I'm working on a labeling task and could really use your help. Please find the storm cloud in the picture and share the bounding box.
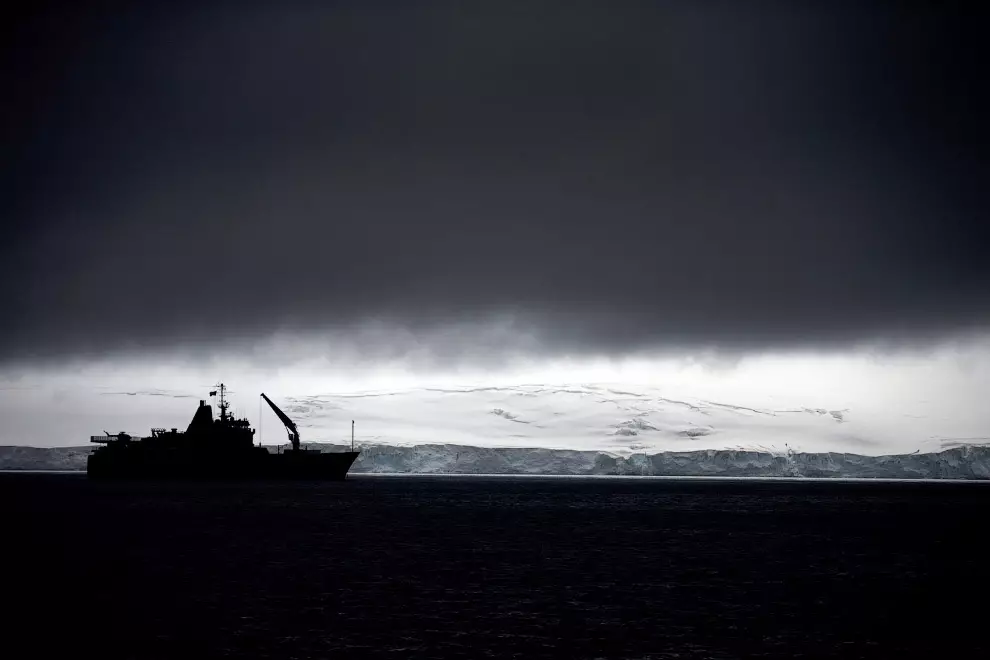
[3,1,987,365]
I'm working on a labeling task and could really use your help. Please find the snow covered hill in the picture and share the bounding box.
[267,383,985,457]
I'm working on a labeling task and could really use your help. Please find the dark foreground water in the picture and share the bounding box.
[4,474,988,659]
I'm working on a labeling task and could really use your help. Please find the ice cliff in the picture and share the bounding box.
[5,443,988,479]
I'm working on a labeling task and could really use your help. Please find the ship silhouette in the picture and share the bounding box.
[87,383,359,480]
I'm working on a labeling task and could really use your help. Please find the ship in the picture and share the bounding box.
[87,383,360,480]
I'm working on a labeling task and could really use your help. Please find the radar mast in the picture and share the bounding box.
[214,382,229,422]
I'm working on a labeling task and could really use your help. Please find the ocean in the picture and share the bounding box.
[4,473,988,658]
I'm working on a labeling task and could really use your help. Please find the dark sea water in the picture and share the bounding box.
[4,473,988,659]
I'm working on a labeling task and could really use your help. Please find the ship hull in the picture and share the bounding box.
[87,449,360,481]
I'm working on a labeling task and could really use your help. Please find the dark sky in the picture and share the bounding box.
[3,1,987,365]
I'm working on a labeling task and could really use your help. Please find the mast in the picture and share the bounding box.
[215,382,229,422]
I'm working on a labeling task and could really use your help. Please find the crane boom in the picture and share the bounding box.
[260,393,300,452]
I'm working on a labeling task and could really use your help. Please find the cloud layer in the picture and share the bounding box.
[3,2,986,364]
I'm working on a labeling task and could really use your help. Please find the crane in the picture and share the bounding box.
[260,393,301,452]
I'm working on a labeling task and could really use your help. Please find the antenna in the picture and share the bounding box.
[351,420,355,452]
